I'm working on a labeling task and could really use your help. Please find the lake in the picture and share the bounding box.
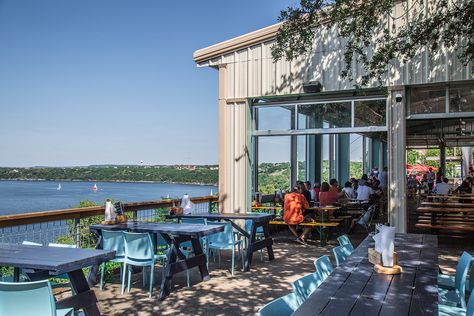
[0,180,217,215]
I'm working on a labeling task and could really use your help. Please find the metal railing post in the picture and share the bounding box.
[74,218,81,248]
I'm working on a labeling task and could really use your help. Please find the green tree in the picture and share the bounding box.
[272,0,473,86]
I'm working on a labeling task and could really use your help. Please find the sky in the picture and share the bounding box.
[0,0,296,167]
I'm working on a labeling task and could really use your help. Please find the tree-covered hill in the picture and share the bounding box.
[0,165,218,185]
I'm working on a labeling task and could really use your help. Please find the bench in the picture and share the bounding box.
[416,207,474,213]
[269,220,340,227]
[421,202,474,208]
[415,223,474,233]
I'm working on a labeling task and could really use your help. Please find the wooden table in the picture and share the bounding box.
[0,243,115,316]
[90,222,224,300]
[171,213,274,272]
[293,233,438,316]
[426,195,474,201]
[421,201,474,208]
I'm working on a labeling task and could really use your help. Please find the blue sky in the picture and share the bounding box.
[0,0,294,167]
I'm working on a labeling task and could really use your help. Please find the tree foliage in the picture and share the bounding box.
[272,0,474,86]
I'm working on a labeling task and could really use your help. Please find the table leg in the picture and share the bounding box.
[190,237,210,281]
[244,223,256,272]
[13,267,20,282]
[262,221,274,261]
[159,239,177,301]
[58,269,101,316]
[320,211,326,246]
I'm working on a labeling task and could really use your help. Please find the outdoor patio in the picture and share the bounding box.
[51,230,473,316]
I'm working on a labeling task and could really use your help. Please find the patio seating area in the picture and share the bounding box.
[42,230,472,315]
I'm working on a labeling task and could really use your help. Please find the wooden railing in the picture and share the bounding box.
[0,195,219,228]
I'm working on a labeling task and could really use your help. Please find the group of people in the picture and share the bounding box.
[407,166,474,197]
[283,167,388,244]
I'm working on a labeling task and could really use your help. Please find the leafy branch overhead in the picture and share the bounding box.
[271,0,474,87]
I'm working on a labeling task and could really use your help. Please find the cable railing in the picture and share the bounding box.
[0,195,218,248]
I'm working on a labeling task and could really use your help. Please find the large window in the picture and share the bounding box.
[256,106,294,130]
[450,84,474,113]
[256,136,291,194]
[354,100,387,127]
[298,102,352,129]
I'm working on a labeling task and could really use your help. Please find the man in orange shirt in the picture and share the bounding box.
[284,183,312,244]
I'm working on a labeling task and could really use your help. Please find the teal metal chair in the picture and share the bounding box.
[291,272,323,305]
[438,252,474,291]
[439,289,474,316]
[333,244,352,267]
[438,251,474,308]
[179,218,206,288]
[313,255,334,281]
[208,222,243,275]
[0,280,73,316]
[244,219,264,261]
[259,293,300,316]
[337,235,354,252]
[122,232,158,299]
[100,230,126,290]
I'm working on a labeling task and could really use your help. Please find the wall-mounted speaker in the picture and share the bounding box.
[302,81,322,94]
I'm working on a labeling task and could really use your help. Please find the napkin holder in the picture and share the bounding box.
[368,248,403,275]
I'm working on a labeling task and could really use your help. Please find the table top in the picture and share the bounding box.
[417,207,474,213]
[90,222,224,238]
[427,195,474,200]
[0,243,115,275]
[293,233,438,316]
[172,212,274,222]
[421,202,474,207]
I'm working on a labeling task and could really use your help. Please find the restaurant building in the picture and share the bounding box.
[193,5,474,232]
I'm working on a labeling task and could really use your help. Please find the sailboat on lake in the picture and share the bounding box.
[57,184,61,191]
[92,183,98,192]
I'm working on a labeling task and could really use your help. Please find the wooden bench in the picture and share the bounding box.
[416,207,474,213]
[269,220,340,227]
[415,223,474,233]
[421,202,474,208]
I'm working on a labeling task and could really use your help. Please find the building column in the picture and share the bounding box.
[218,65,229,213]
[337,134,350,184]
[388,87,407,233]
[439,143,446,176]
[462,147,472,177]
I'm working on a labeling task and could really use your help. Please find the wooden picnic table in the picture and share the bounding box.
[293,233,438,316]
[421,201,474,208]
[90,221,224,301]
[426,195,474,201]
[0,243,115,316]
[170,213,274,272]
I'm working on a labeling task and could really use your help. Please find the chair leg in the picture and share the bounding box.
[142,266,147,287]
[121,263,127,295]
[218,250,221,267]
[231,248,235,276]
[149,264,154,299]
[100,262,105,290]
[127,266,132,293]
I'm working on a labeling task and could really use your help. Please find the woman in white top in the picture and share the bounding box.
[342,181,355,199]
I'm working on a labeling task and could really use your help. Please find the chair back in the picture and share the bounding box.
[470,261,474,294]
[454,251,474,297]
[0,280,57,316]
[337,235,354,252]
[467,290,474,316]
[333,244,352,266]
[314,255,334,280]
[48,243,77,248]
[22,241,42,246]
[259,293,300,316]
[123,232,154,261]
[181,218,207,225]
[102,230,125,257]
[208,222,234,245]
[291,272,322,304]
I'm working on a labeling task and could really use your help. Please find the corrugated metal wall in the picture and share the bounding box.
[208,0,473,99]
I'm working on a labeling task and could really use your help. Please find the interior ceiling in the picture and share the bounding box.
[406,117,474,148]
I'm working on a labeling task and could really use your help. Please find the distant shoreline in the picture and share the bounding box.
[0,179,217,186]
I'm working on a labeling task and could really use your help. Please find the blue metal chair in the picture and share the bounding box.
[439,288,474,316]
[313,255,334,281]
[244,219,265,261]
[208,222,243,275]
[0,280,73,316]
[179,218,207,288]
[100,230,126,290]
[122,232,158,299]
[333,244,352,267]
[259,293,300,316]
[439,251,474,308]
[337,235,354,252]
[291,272,323,305]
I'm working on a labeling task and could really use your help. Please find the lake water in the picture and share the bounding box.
[0,180,217,215]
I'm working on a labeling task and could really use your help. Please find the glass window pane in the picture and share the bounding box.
[297,102,351,129]
[350,134,363,179]
[354,99,387,127]
[256,136,291,194]
[449,84,474,113]
[409,86,446,114]
[297,135,306,181]
[321,134,329,182]
[256,106,294,130]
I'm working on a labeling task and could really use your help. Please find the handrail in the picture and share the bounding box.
[0,195,218,228]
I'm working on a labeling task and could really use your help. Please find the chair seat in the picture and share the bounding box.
[57,307,74,316]
[209,240,242,249]
[438,273,456,290]
[111,256,126,263]
[439,288,465,308]
[438,303,466,316]
[124,258,155,267]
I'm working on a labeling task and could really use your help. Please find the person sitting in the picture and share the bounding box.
[356,179,374,201]
[433,177,452,195]
[319,182,339,206]
[313,182,321,203]
[298,181,312,204]
[342,181,355,199]
[283,183,312,245]
[304,181,315,202]
[329,179,345,198]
